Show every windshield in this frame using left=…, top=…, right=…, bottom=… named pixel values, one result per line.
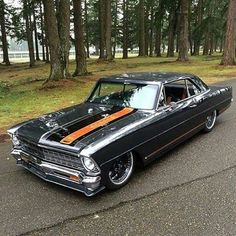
left=88, top=82, right=158, bottom=110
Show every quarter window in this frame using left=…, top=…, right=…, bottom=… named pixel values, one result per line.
left=186, top=79, right=201, bottom=96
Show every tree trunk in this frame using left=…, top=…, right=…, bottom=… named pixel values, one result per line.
left=155, top=24, right=162, bottom=57
left=144, top=4, right=150, bottom=56
left=84, top=0, right=90, bottom=58
left=155, top=0, right=164, bottom=57
left=39, top=1, right=46, bottom=61
left=214, top=37, right=218, bottom=52
left=0, top=0, right=10, bottom=65
left=73, top=0, right=88, bottom=76
left=177, top=0, right=189, bottom=61
left=45, top=37, right=50, bottom=63
left=24, top=0, right=35, bottom=67
left=58, top=0, right=71, bottom=78
left=220, top=35, right=224, bottom=53
left=99, top=0, right=106, bottom=59
left=221, top=0, right=236, bottom=65
left=188, top=1, right=193, bottom=55
left=33, top=2, right=40, bottom=61
left=175, top=3, right=181, bottom=53
left=209, top=33, right=214, bottom=55
left=123, top=0, right=129, bottom=59
left=167, top=3, right=176, bottom=57
left=203, top=31, right=210, bottom=55
left=149, top=4, right=154, bottom=56
left=113, top=0, right=118, bottom=58
left=105, top=0, right=113, bottom=60
left=193, top=0, right=203, bottom=56
left=138, top=0, right=146, bottom=56
left=43, top=0, right=63, bottom=80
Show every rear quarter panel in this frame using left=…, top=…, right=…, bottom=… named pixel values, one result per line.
left=207, top=85, right=232, bottom=115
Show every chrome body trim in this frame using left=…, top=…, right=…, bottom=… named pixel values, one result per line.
left=11, top=149, right=103, bottom=196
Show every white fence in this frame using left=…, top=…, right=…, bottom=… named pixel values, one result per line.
left=0, top=48, right=140, bottom=62
left=0, top=50, right=76, bottom=59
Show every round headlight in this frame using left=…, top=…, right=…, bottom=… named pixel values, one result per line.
left=81, top=156, right=100, bottom=173
left=84, top=157, right=95, bottom=170
left=12, top=135, right=20, bottom=146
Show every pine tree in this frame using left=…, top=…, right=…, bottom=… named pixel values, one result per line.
left=0, top=0, right=10, bottom=65
left=73, top=0, right=88, bottom=76
left=221, top=0, right=236, bottom=65
left=177, top=0, right=189, bottom=61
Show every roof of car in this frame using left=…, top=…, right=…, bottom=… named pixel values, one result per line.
left=99, top=72, right=196, bottom=84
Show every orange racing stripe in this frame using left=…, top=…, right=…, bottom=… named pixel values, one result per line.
left=60, top=107, right=134, bottom=145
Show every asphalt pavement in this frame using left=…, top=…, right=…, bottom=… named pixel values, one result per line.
left=1, top=80, right=236, bottom=236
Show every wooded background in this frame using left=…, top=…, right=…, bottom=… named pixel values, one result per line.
left=0, top=0, right=236, bottom=82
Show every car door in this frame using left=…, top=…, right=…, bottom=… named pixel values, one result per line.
left=136, top=78, right=207, bottom=162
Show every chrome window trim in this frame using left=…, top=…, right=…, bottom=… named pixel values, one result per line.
left=156, top=76, right=210, bottom=111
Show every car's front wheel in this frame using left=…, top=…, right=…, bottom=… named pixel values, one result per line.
left=105, top=152, right=134, bottom=190
left=203, top=110, right=217, bottom=132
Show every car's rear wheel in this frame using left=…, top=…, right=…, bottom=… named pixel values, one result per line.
left=203, top=110, right=217, bottom=132
left=105, top=152, right=134, bottom=190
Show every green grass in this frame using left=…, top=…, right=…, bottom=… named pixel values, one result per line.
left=0, top=54, right=235, bottom=134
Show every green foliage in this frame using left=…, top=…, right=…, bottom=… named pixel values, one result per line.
left=0, top=81, right=11, bottom=94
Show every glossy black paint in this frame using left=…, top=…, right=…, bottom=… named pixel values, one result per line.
left=8, top=72, right=233, bottom=195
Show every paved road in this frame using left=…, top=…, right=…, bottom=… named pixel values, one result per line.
left=1, top=80, right=236, bottom=236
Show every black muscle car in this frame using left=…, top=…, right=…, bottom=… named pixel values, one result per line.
left=8, top=72, right=232, bottom=196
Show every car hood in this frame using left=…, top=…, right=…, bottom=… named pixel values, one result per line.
left=11, top=103, right=153, bottom=155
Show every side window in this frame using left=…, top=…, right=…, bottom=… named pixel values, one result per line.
left=164, top=79, right=188, bottom=104
left=186, top=79, right=201, bottom=96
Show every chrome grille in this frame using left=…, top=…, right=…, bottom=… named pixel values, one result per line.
left=20, top=139, right=43, bottom=158
left=42, top=149, right=83, bottom=170
left=19, top=139, right=83, bottom=170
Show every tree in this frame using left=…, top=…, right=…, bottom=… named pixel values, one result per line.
left=84, top=0, right=90, bottom=58
left=155, top=0, right=165, bottom=57
left=57, top=0, right=71, bottom=77
left=123, top=0, right=129, bottom=59
left=43, top=0, right=63, bottom=80
left=221, top=0, right=236, bottom=65
left=72, top=0, right=88, bottom=76
left=149, top=1, right=155, bottom=56
left=105, top=0, right=112, bottom=60
left=0, top=0, right=10, bottom=65
left=99, top=0, right=106, bottom=59
left=138, top=0, right=146, bottom=56
left=39, top=1, right=46, bottom=61
left=167, top=1, right=177, bottom=57
left=23, top=0, right=35, bottom=67
left=192, top=0, right=203, bottom=55
left=112, top=0, right=119, bottom=58
left=33, top=1, right=40, bottom=61
left=177, top=0, right=189, bottom=61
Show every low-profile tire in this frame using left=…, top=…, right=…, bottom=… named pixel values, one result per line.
left=203, top=110, right=217, bottom=133
left=105, top=152, right=134, bottom=190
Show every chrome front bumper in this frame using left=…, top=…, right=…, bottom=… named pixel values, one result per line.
left=11, top=149, right=104, bottom=196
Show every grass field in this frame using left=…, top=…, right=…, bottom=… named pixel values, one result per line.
left=0, top=54, right=235, bottom=135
